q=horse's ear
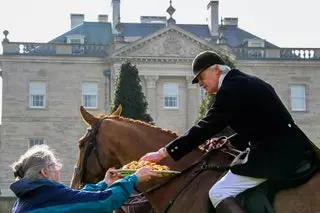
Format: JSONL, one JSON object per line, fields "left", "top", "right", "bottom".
{"left": 110, "top": 105, "right": 122, "bottom": 117}
{"left": 80, "top": 105, "right": 99, "bottom": 127}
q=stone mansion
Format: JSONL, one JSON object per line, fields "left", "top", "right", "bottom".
{"left": 0, "top": 0, "right": 320, "bottom": 194}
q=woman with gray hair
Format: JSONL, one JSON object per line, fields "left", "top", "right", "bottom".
{"left": 10, "top": 144, "right": 160, "bottom": 213}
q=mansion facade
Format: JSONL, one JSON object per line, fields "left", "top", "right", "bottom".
{"left": 1, "top": 0, "right": 320, "bottom": 195}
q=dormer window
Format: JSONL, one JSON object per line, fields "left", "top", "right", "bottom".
{"left": 247, "top": 38, "right": 265, "bottom": 48}
{"left": 66, "top": 35, "right": 85, "bottom": 44}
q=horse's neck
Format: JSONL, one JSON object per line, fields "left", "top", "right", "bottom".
{"left": 107, "top": 118, "right": 196, "bottom": 167}
{"left": 113, "top": 126, "right": 204, "bottom": 171}
{"left": 105, "top": 116, "right": 206, "bottom": 180}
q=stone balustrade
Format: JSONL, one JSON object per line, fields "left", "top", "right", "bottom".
{"left": 2, "top": 40, "right": 320, "bottom": 60}
{"left": 2, "top": 42, "right": 108, "bottom": 57}
{"left": 232, "top": 47, "right": 320, "bottom": 60}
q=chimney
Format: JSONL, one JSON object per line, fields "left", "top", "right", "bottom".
{"left": 98, "top": 14, "right": 108, "bottom": 22}
{"left": 223, "top": 17, "right": 238, "bottom": 26}
{"left": 207, "top": 1, "right": 219, "bottom": 37}
{"left": 70, "top": 14, "right": 84, "bottom": 29}
{"left": 111, "top": 0, "right": 120, "bottom": 30}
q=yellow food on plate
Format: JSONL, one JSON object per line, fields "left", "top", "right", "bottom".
{"left": 122, "top": 160, "right": 170, "bottom": 171}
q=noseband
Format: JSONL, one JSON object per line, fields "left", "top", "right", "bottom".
{"left": 75, "top": 116, "right": 108, "bottom": 186}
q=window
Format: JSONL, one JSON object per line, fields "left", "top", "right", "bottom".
{"left": 29, "top": 138, "right": 44, "bottom": 147}
{"left": 163, "top": 83, "right": 178, "bottom": 109}
{"left": 82, "top": 82, "right": 98, "bottom": 108}
{"left": 66, "top": 35, "right": 85, "bottom": 44}
{"left": 69, "top": 39, "right": 81, "bottom": 44}
{"left": 290, "top": 85, "right": 306, "bottom": 111}
{"left": 248, "top": 38, "right": 265, "bottom": 48}
{"left": 29, "top": 82, "right": 46, "bottom": 108}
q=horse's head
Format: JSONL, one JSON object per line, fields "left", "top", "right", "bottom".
{"left": 70, "top": 104, "right": 191, "bottom": 189}
{"left": 70, "top": 105, "right": 123, "bottom": 189}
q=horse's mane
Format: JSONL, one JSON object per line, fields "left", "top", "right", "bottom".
{"left": 97, "top": 114, "right": 180, "bottom": 138}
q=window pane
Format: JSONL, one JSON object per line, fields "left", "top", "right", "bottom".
{"left": 30, "top": 82, "right": 45, "bottom": 95}
{"left": 70, "top": 39, "right": 81, "bottom": 44}
{"left": 83, "top": 95, "right": 97, "bottom": 108}
{"left": 82, "top": 83, "right": 97, "bottom": 95}
{"left": 31, "top": 95, "right": 44, "bottom": 107}
{"left": 29, "top": 138, "right": 44, "bottom": 147}
{"left": 29, "top": 82, "right": 45, "bottom": 108}
{"left": 163, "top": 83, "right": 178, "bottom": 96}
{"left": 291, "top": 98, "right": 305, "bottom": 111}
{"left": 290, "top": 85, "right": 306, "bottom": 111}
{"left": 82, "top": 83, "right": 97, "bottom": 108}
{"left": 163, "top": 83, "right": 178, "bottom": 108}
{"left": 164, "top": 97, "right": 177, "bottom": 107}
{"left": 291, "top": 86, "right": 305, "bottom": 98}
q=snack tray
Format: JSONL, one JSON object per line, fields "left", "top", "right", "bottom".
{"left": 115, "top": 169, "right": 180, "bottom": 177}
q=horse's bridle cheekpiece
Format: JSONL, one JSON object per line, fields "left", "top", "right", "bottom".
{"left": 76, "top": 116, "right": 108, "bottom": 186}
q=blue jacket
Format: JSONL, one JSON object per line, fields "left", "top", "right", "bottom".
{"left": 10, "top": 175, "right": 138, "bottom": 213}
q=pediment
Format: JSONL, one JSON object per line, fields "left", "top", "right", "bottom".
{"left": 112, "top": 25, "right": 219, "bottom": 59}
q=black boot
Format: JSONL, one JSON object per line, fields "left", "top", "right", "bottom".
{"left": 215, "top": 197, "right": 245, "bottom": 213}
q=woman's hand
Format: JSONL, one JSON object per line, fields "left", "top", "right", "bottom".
{"left": 104, "top": 167, "right": 121, "bottom": 185}
{"left": 134, "top": 167, "right": 162, "bottom": 182}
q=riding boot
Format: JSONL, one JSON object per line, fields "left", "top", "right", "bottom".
{"left": 215, "top": 197, "right": 245, "bottom": 213}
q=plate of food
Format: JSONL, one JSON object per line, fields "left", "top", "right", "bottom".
{"left": 115, "top": 160, "right": 180, "bottom": 177}
{"left": 115, "top": 169, "right": 180, "bottom": 177}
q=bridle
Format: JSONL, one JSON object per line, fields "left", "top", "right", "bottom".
{"left": 75, "top": 116, "right": 108, "bottom": 186}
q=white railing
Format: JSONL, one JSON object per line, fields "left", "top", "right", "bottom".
{"left": 2, "top": 42, "right": 108, "bottom": 57}
{"left": 232, "top": 47, "right": 320, "bottom": 60}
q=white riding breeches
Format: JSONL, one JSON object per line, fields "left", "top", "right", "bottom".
{"left": 209, "top": 170, "right": 267, "bottom": 207}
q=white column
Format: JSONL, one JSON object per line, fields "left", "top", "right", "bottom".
{"left": 144, "top": 75, "right": 159, "bottom": 122}
{"left": 103, "top": 69, "right": 111, "bottom": 112}
{"left": 186, "top": 76, "right": 198, "bottom": 127}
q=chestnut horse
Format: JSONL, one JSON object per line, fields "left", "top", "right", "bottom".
{"left": 70, "top": 106, "right": 320, "bottom": 213}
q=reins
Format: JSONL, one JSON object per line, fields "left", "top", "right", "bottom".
{"left": 127, "top": 136, "right": 236, "bottom": 212}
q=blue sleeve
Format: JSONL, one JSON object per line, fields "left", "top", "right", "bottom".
{"left": 99, "top": 175, "right": 139, "bottom": 211}
{"left": 31, "top": 175, "right": 139, "bottom": 213}
{"left": 82, "top": 180, "right": 108, "bottom": 192}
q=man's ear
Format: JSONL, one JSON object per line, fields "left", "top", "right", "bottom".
{"left": 215, "top": 65, "right": 222, "bottom": 76}
{"left": 40, "top": 168, "right": 50, "bottom": 178}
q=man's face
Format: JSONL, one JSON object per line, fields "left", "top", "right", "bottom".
{"left": 197, "top": 66, "right": 221, "bottom": 94}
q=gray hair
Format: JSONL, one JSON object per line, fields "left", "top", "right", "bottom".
{"left": 208, "top": 64, "right": 231, "bottom": 75}
{"left": 11, "top": 145, "right": 62, "bottom": 180}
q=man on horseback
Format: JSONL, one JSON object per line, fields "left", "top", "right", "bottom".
{"left": 141, "top": 51, "right": 320, "bottom": 213}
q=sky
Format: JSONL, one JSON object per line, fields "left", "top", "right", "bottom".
{"left": 0, "top": 0, "right": 320, "bottom": 121}
{"left": 1, "top": 0, "right": 320, "bottom": 48}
